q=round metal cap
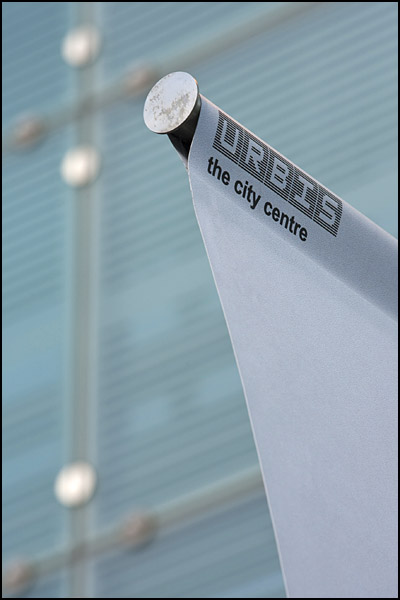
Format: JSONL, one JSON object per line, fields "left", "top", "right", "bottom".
{"left": 54, "top": 461, "right": 97, "bottom": 508}
{"left": 143, "top": 72, "right": 199, "bottom": 134}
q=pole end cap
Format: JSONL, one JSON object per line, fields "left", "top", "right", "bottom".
{"left": 143, "top": 72, "right": 199, "bottom": 134}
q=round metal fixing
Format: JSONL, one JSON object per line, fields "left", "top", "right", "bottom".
{"left": 12, "top": 115, "right": 46, "bottom": 149}
{"left": 60, "top": 145, "right": 101, "bottom": 187}
{"left": 120, "top": 511, "right": 158, "bottom": 549}
{"left": 61, "top": 25, "right": 101, "bottom": 67}
{"left": 54, "top": 461, "right": 97, "bottom": 508}
{"left": 2, "top": 559, "right": 35, "bottom": 594}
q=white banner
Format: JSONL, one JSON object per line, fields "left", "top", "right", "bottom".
{"left": 188, "top": 96, "right": 398, "bottom": 598}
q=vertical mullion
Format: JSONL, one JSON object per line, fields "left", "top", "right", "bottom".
{"left": 68, "top": 2, "right": 101, "bottom": 597}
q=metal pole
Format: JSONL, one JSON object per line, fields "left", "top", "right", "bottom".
{"left": 143, "top": 71, "right": 201, "bottom": 165}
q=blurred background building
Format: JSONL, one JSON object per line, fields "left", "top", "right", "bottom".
{"left": 2, "top": 2, "right": 398, "bottom": 598}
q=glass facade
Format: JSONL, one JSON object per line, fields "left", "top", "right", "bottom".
{"left": 3, "top": 2, "right": 398, "bottom": 598}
